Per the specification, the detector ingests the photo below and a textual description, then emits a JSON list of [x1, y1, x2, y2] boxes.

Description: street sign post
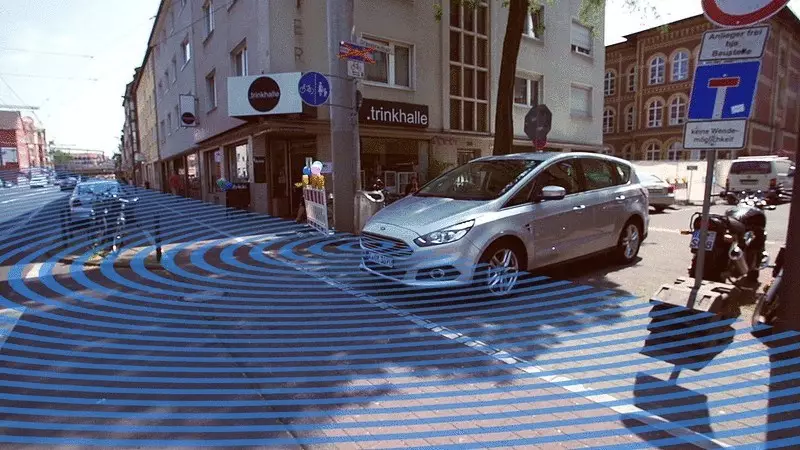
[[701, 0, 790, 27], [698, 25, 770, 62], [298, 72, 331, 107]]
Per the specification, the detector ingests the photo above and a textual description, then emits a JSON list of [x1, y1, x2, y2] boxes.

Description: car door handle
[[615, 195, 626, 201], [573, 205, 586, 211]]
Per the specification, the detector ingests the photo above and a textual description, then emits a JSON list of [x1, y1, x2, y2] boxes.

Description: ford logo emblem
[[380, 226, 386, 231]]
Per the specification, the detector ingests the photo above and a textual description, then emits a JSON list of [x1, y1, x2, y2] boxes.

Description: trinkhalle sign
[[359, 99, 429, 128]]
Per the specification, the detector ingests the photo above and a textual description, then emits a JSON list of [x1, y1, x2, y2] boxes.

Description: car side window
[[533, 160, 581, 196], [504, 179, 536, 208], [614, 163, 631, 184], [580, 158, 617, 191]]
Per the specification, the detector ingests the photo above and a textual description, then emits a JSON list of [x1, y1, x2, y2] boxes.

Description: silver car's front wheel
[[479, 245, 522, 296]]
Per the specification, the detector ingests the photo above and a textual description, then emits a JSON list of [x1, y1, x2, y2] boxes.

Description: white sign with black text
[[683, 119, 748, 150], [698, 25, 770, 62], [347, 60, 365, 79]]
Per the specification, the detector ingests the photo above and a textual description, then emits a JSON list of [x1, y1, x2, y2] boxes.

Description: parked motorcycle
[[752, 246, 785, 327], [684, 203, 769, 283], [725, 190, 776, 211]]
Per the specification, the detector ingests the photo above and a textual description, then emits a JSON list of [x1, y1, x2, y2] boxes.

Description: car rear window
[[638, 172, 663, 184], [730, 161, 771, 175]]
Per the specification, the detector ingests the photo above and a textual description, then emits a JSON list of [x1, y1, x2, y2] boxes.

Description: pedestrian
[[168, 170, 182, 196], [404, 174, 419, 196], [295, 183, 307, 223], [144, 181, 151, 190]]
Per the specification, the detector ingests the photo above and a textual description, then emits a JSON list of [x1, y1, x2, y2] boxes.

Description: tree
[[50, 150, 74, 166], [112, 153, 122, 172], [437, 0, 656, 155]]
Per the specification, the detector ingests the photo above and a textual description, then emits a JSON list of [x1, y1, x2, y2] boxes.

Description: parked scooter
[[683, 202, 769, 283], [752, 246, 785, 327], [725, 190, 776, 211]]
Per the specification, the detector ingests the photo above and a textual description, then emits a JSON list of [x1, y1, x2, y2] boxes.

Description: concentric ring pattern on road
[[0, 185, 798, 449]]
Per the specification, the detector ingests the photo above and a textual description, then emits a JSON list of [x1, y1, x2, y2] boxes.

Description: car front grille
[[360, 232, 413, 258]]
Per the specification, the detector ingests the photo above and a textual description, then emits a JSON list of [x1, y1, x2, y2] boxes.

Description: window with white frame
[[627, 65, 637, 92], [672, 51, 689, 81], [625, 104, 636, 131], [523, 5, 544, 39], [449, 1, 489, 132], [232, 42, 248, 77], [513, 76, 540, 106], [603, 108, 615, 133], [667, 141, 684, 161], [669, 96, 687, 125], [649, 56, 665, 85], [205, 71, 217, 111], [570, 21, 592, 56], [622, 144, 634, 160], [203, 0, 214, 37], [647, 99, 663, 127], [604, 70, 615, 96], [181, 39, 191, 65], [363, 37, 412, 88], [570, 84, 592, 117], [645, 142, 662, 161]]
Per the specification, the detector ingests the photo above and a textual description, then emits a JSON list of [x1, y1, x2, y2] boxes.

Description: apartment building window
[[647, 99, 663, 127], [174, 105, 180, 130], [226, 143, 249, 183], [160, 120, 166, 142], [169, 8, 175, 32], [167, 113, 172, 134], [363, 37, 412, 88], [667, 141, 684, 161], [625, 104, 635, 131], [570, 21, 592, 56], [622, 143, 634, 160], [570, 85, 592, 118], [181, 0, 186, 8], [206, 71, 217, 111], [602, 108, 615, 133], [672, 50, 689, 82], [449, 0, 489, 132], [669, 96, 687, 125], [232, 42, 248, 77], [171, 57, 177, 83], [645, 142, 661, 161], [513, 76, 540, 106], [649, 56, 665, 85], [627, 66, 636, 92], [523, 6, 544, 39], [181, 39, 191, 65], [203, 0, 215, 38], [604, 70, 615, 96]]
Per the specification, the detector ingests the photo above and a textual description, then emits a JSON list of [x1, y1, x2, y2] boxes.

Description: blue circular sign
[[298, 72, 330, 107]]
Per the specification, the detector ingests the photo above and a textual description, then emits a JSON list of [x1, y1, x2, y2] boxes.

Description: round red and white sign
[[702, 0, 790, 27]]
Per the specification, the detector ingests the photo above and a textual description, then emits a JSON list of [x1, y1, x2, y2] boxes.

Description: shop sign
[[227, 73, 303, 117], [359, 98, 429, 128]]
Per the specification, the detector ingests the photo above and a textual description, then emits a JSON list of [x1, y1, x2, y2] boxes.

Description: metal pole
[[689, 151, 718, 309], [326, 0, 360, 234]]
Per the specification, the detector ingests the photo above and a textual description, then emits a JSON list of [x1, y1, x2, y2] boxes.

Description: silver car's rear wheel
[[478, 244, 523, 296], [616, 221, 642, 264]]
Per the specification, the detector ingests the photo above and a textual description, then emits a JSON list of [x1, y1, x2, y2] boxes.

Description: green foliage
[[51, 150, 74, 165]]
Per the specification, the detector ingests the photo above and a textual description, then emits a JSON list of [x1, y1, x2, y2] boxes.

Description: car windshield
[[638, 172, 663, 184], [76, 182, 120, 197], [416, 159, 541, 201], [730, 161, 771, 175]]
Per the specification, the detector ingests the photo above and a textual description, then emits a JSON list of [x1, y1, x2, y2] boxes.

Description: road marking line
[[185, 210, 731, 449], [0, 306, 25, 351]]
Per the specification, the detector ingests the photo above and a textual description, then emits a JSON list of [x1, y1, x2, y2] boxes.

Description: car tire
[[653, 205, 666, 213], [475, 241, 526, 297], [615, 219, 642, 265]]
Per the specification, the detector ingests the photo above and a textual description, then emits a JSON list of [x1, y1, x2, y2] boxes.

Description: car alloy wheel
[[486, 248, 520, 296], [620, 222, 641, 261]]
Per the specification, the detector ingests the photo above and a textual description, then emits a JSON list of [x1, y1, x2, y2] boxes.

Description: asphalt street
[[0, 186, 797, 448]]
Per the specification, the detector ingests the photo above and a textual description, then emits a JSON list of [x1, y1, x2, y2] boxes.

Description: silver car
[[638, 172, 676, 213], [360, 152, 650, 295]]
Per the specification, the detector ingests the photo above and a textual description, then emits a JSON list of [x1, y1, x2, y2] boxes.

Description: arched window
[[622, 143, 634, 160], [667, 141, 684, 161], [604, 70, 616, 96], [603, 107, 616, 133], [647, 99, 664, 127], [672, 50, 690, 81], [627, 65, 637, 92], [645, 141, 662, 161], [624, 104, 636, 131], [649, 56, 665, 85], [669, 96, 687, 125]]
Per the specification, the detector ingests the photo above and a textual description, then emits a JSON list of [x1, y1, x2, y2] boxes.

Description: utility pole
[[775, 145, 799, 331], [327, 0, 360, 234]]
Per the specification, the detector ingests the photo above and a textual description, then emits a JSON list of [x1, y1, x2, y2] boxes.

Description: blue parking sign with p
[[687, 60, 760, 121], [298, 72, 331, 107]]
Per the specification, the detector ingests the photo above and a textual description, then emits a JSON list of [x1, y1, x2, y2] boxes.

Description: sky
[[0, 0, 798, 156]]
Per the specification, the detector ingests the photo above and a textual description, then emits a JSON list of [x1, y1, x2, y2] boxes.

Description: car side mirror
[[540, 185, 566, 201]]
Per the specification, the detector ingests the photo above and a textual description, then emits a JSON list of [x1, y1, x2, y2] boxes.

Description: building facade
[[603, 10, 800, 161], [136, 0, 605, 220], [121, 70, 141, 182], [134, 46, 161, 190], [0, 110, 48, 172]]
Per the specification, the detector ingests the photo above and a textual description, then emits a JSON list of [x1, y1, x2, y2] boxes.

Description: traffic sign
[[687, 165, 699, 171], [702, 0, 789, 28], [698, 25, 770, 61], [524, 104, 552, 143], [338, 41, 375, 63], [347, 60, 365, 79], [298, 72, 330, 107], [683, 119, 748, 149], [687, 60, 760, 121]]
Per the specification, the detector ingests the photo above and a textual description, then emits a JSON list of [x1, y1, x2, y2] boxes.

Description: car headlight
[[414, 220, 474, 247]]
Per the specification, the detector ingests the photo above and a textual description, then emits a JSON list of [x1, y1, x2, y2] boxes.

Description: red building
[[0, 110, 48, 171], [603, 9, 800, 161]]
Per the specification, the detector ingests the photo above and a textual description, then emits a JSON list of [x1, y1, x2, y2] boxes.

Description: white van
[[725, 156, 794, 204]]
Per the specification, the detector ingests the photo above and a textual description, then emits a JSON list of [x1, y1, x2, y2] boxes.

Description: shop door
[[289, 139, 317, 213]]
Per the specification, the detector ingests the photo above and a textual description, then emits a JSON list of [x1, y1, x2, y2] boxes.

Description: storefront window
[[226, 143, 249, 183], [361, 138, 425, 198], [186, 153, 201, 196], [206, 149, 222, 192]]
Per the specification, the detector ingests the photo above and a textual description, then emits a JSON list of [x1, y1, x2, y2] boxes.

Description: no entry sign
[[702, 0, 790, 27]]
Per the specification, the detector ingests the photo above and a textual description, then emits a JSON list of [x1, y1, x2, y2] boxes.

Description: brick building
[[0, 110, 48, 171], [603, 9, 800, 162]]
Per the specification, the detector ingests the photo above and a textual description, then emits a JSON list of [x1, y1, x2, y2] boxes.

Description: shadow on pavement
[[763, 330, 800, 445]]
